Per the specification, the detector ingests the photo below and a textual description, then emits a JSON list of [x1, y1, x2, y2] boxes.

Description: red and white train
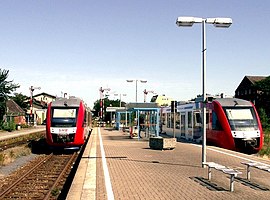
[[46, 97, 92, 150], [161, 97, 264, 153]]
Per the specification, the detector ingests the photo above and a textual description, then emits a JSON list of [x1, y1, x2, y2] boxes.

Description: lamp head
[[208, 18, 232, 28], [176, 17, 203, 27]]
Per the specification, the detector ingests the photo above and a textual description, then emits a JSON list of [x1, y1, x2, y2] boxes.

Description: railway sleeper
[[203, 161, 242, 192]]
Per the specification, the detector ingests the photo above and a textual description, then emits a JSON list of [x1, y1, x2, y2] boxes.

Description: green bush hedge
[[1, 121, 16, 132]]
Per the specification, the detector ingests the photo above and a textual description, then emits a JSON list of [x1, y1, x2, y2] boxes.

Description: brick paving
[[95, 127, 270, 200]]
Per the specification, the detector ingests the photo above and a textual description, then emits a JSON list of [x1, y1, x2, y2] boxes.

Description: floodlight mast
[[126, 79, 147, 102], [176, 16, 232, 168]]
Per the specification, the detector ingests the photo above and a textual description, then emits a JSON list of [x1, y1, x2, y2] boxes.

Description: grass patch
[[258, 128, 270, 157], [0, 146, 31, 166]]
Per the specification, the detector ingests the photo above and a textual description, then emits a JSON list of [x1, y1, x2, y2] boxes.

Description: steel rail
[[43, 152, 77, 199], [0, 153, 53, 198]]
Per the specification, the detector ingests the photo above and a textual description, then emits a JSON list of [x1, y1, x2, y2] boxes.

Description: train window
[[84, 111, 87, 122], [84, 111, 87, 127], [188, 111, 192, 128], [51, 108, 78, 127], [224, 107, 258, 131], [212, 111, 222, 130], [162, 113, 166, 125], [176, 112, 180, 129], [181, 113, 185, 137], [53, 108, 76, 118], [195, 112, 202, 124]]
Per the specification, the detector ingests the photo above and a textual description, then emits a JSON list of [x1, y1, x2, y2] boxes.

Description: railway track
[[0, 152, 78, 199]]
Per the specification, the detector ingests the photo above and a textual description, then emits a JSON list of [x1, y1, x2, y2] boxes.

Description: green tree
[[255, 76, 270, 119], [259, 108, 270, 130], [0, 69, 20, 121], [11, 92, 29, 113], [92, 98, 126, 121]]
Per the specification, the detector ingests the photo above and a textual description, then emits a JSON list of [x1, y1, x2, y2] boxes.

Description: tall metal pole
[[144, 90, 147, 103], [119, 94, 122, 107], [30, 86, 33, 125], [99, 87, 103, 125], [29, 86, 40, 126], [202, 19, 207, 167], [135, 80, 138, 103], [176, 16, 232, 168], [127, 80, 147, 103], [99, 87, 110, 124], [173, 110, 176, 138]]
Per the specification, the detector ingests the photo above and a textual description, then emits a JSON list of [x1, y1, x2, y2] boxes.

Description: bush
[[21, 124, 29, 128], [2, 121, 16, 132], [259, 108, 270, 130], [259, 129, 270, 156]]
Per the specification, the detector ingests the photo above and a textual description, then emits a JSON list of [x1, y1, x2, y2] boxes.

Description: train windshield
[[224, 107, 258, 131], [51, 108, 78, 127]]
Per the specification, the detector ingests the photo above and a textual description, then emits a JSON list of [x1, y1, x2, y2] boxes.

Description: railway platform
[[0, 125, 45, 141], [67, 127, 270, 200]]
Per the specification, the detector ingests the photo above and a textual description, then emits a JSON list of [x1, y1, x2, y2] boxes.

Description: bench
[[241, 161, 270, 181], [203, 162, 242, 192]]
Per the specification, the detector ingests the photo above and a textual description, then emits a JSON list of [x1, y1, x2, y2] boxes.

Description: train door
[[180, 112, 186, 139], [161, 110, 170, 134], [207, 109, 223, 143], [175, 111, 181, 137], [187, 111, 193, 140], [193, 111, 202, 140], [184, 110, 202, 141]]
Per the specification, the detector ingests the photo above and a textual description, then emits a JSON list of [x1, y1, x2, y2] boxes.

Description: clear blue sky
[[1, 1, 270, 107]]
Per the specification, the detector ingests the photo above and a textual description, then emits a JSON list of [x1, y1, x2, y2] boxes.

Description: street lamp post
[[176, 16, 232, 167], [114, 93, 127, 107], [126, 80, 147, 102]]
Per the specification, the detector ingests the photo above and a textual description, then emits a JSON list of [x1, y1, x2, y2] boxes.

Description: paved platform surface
[[0, 125, 45, 141], [69, 127, 270, 200]]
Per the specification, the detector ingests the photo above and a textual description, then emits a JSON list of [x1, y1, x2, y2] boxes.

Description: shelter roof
[[126, 103, 159, 111]]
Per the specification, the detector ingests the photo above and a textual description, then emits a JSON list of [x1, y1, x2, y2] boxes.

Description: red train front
[[46, 97, 90, 149], [207, 98, 264, 153]]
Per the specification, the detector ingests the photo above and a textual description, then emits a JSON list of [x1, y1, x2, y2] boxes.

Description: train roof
[[51, 97, 82, 107], [214, 98, 252, 107]]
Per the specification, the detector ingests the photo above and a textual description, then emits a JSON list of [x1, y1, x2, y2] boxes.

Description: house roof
[[6, 99, 25, 115], [246, 76, 266, 84], [33, 92, 56, 99], [235, 75, 268, 93]]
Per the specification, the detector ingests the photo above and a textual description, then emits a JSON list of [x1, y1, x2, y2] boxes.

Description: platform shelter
[[114, 108, 132, 130], [126, 102, 160, 139]]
